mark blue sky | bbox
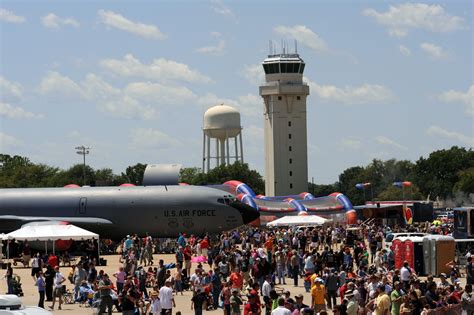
[0,0,472,184]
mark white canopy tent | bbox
[4,224,99,255]
[5,224,98,241]
[266,215,331,227]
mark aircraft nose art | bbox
[232,201,260,224]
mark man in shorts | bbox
[50,266,65,310]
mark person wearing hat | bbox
[438,273,450,289]
[390,281,403,315]
[147,291,162,315]
[229,288,243,315]
[294,294,308,311]
[97,273,114,315]
[345,290,358,315]
[311,278,326,313]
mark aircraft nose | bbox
[231,201,260,224]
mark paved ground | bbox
[0,254,317,314]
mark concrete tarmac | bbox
[0,254,316,315]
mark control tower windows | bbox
[299,63,305,74]
[289,133,292,139]
[278,96,282,100]
[297,96,301,100]
[289,158,292,164]
[290,183,293,189]
[289,146,292,151]
[289,171,293,176]
[263,62,304,74]
[288,121,292,127]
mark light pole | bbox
[75,145,91,186]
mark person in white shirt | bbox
[146,291,162,315]
[50,266,65,310]
[400,261,411,290]
[271,297,291,315]
[159,280,175,315]
[262,275,272,314]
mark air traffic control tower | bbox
[259,52,310,196]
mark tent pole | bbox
[97,238,100,265]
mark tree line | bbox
[1,146,472,205]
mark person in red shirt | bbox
[200,237,209,258]
[229,267,243,290]
[183,245,192,277]
[47,254,59,269]
[243,292,261,315]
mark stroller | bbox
[11,274,24,296]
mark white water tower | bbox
[202,104,244,173]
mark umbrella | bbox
[191,256,207,263]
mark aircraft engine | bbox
[143,164,182,186]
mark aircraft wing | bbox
[0,215,113,225]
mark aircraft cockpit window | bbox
[217,198,225,204]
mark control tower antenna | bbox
[295,40,298,54]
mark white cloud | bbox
[98,95,156,120]
[420,42,447,59]
[363,3,464,37]
[37,71,156,120]
[427,126,474,147]
[438,85,474,117]
[196,40,225,56]
[340,137,363,150]
[240,64,265,86]
[0,102,44,119]
[42,13,79,28]
[274,25,328,53]
[98,9,166,40]
[210,0,235,18]
[375,135,407,150]
[0,76,23,101]
[124,82,197,105]
[0,132,21,148]
[0,8,26,23]
[306,79,395,105]
[197,92,261,119]
[129,128,180,148]
[100,54,213,84]
[399,45,411,56]
[38,71,84,98]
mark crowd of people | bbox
[4,220,474,315]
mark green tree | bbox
[308,183,338,197]
[179,167,203,184]
[338,166,366,205]
[95,168,116,186]
[454,167,474,195]
[413,146,474,199]
[121,163,147,185]
[53,164,96,187]
[181,162,265,195]
[377,184,423,201]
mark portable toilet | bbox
[392,236,425,275]
[423,235,455,276]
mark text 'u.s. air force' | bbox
[164,209,216,217]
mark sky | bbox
[0,0,472,184]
